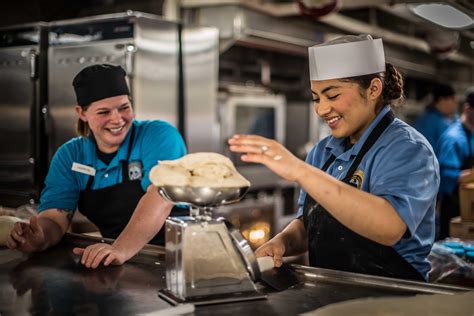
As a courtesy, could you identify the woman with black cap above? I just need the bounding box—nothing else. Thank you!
[7,64,186,268]
[229,35,439,281]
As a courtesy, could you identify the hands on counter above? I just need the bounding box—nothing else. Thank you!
[255,235,287,268]
[73,243,127,269]
[6,216,46,252]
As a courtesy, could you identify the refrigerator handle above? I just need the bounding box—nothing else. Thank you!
[125,44,136,99]
[29,50,38,79]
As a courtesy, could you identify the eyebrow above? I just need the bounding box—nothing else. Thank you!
[95,102,129,111]
[311,85,340,95]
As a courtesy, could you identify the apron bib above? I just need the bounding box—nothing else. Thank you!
[78,126,165,245]
[303,111,424,281]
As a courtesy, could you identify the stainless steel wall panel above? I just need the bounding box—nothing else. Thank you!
[182,26,219,153]
[134,18,179,126]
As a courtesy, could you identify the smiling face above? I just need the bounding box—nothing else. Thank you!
[76,95,134,153]
[311,79,382,143]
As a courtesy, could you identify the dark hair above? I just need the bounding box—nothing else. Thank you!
[76,106,91,137]
[433,83,455,101]
[465,91,474,108]
[342,63,404,112]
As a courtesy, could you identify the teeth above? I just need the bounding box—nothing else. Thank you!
[327,116,341,124]
[109,126,124,133]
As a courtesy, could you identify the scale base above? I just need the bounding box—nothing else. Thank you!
[158,288,267,306]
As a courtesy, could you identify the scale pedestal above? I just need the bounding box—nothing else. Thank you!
[157,187,266,306]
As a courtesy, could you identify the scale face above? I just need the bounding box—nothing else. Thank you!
[157,185,266,306]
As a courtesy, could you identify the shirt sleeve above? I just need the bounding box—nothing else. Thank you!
[140,121,187,191]
[436,132,464,196]
[370,138,439,236]
[38,143,81,213]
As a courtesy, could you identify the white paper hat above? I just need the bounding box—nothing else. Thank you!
[308,35,386,81]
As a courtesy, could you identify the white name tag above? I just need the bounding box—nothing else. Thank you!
[71,162,96,176]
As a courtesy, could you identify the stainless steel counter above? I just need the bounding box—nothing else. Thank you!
[0,234,470,315]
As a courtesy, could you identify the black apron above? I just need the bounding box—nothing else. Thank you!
[439,125,474,240]
[303,111,425,281]
[78,126,165,245]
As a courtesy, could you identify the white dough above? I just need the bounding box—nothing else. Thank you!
[150,152,250,188]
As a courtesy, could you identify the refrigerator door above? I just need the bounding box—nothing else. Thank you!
[0,45,38,206]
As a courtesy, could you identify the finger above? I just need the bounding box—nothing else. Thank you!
[80,245,96,266]
[272,247,285,268]
[10,228,26,244]
[228,134,270,146]
[29,216,40,233]
[229,144,267,155]
[73,247,85,256]
[103,253,118,266]
[6,234,19,249]
[90,248,111,269]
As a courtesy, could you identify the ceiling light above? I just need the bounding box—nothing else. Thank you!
[410,3,473,29]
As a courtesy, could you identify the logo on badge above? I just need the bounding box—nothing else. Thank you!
[350,170,364,190]
[128,161,143,180]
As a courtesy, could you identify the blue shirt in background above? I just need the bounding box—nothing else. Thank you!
[436,119,474,196]
[39,120,186,213]
[297,105,440,280]
[415,106,454,150]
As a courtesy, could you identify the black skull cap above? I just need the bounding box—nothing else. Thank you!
[72,64,129,106]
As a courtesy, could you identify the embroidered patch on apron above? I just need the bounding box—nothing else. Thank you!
[349,169,364,189]
[128,161,143,180]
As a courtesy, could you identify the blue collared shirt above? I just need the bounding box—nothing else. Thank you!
[297,105,439,279]
[436,119,474,196]
[39,120,186,213]
[415,106,454,150]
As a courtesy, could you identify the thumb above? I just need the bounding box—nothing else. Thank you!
[29,215,41,233]
[73,247,85,256]
[272,247,284,268]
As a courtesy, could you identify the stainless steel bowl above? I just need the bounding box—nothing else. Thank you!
[157,185,250,208]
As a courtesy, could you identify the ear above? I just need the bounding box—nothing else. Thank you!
[367,78,383,101]
[75,105,87,122]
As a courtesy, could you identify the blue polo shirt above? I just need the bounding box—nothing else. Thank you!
[39,120,186,213]
[415,106,454,150]
[436,119,474,196]
[297,105,439,279]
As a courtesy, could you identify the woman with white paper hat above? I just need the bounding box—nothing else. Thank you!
[229,35,439,281]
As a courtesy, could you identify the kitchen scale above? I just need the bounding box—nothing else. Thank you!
[157,185,267,306]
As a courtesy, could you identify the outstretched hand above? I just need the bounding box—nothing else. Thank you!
[7,216,46,252]
[73,243,127,269]
[228,135,306,182]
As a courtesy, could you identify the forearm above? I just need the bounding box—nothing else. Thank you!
[296,165,406,246]
[36,217,66,250]
[278,219,308,256]
[113,188,172,261]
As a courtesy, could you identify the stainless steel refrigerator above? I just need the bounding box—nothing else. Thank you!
[0,22,48,207]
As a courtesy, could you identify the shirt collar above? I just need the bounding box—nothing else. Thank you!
[325,105,391,160]
[85,121,136,171]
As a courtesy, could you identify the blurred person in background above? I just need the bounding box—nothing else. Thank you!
[415,83,457,150]
[436,90,474,239]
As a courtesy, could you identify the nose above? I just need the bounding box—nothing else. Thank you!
[315,100,331,117]
[110,109,124,124]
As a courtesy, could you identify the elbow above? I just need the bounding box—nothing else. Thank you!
[378,225,407,246]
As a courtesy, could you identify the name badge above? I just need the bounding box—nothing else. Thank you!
[71,162,96,176]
